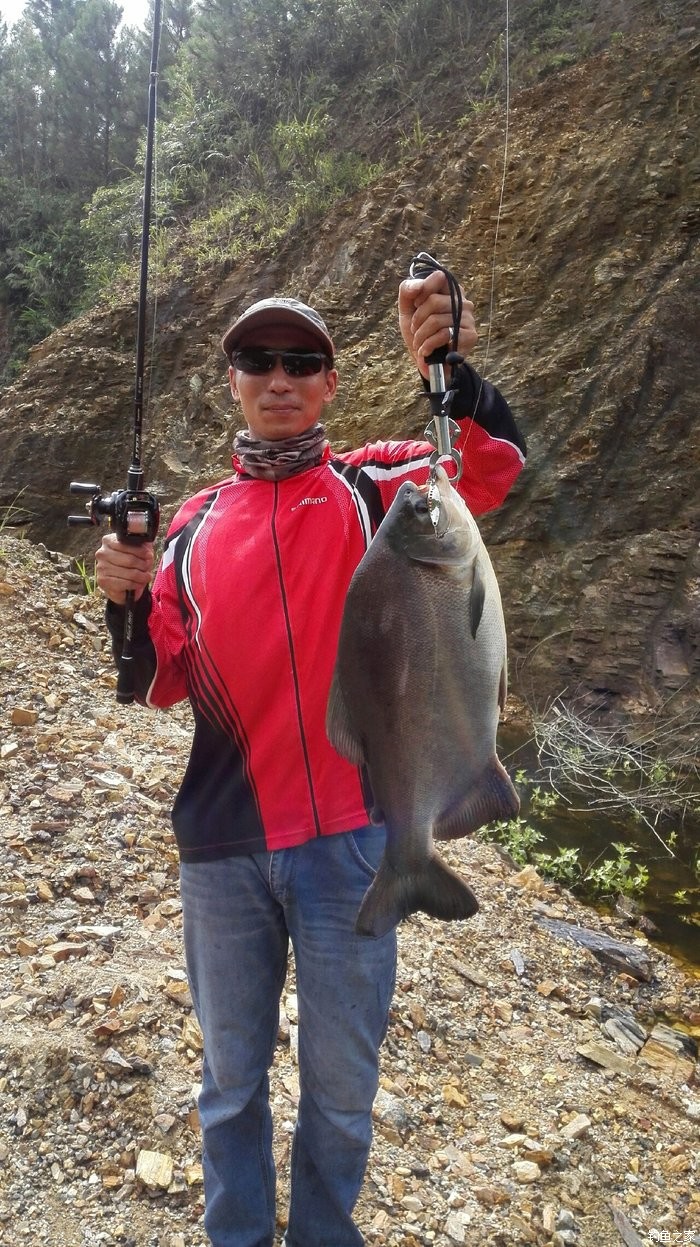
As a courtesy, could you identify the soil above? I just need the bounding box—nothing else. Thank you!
[0,534,698,1247]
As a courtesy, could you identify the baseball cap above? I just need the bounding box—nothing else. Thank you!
[222,297,335,362]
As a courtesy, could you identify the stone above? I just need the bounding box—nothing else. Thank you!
[444,1210,471,1243]
[513,1160,541,1183]
[10,708,38,726]
[135,1150,173,1190]
[46,941,89,961]
[559,1113,592,1140]
[182,1014,204,1052]
[638,1025,698,1082]
[442,1084,469,1108]
[576,1041,635,1076]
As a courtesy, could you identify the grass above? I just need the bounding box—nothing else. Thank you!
[73,557,98,595]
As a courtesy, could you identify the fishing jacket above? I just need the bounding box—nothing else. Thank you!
[107,363,526,861]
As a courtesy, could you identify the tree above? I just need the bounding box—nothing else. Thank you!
[0,0,179,374]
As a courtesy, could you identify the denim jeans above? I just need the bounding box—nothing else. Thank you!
[179,826,397,1247]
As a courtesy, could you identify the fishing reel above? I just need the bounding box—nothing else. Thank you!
[68,471,159,706]
[68,475,160,545]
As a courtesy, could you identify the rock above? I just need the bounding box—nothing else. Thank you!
[372,1088,414,1139]
[182,1014,204,1052]
[559,1113,592,1140]
[10,708,38,726]
[46,940,89,961]
[556,1209,579,1230]
[101,1047,135,1075]
[135,1149,173,1190]
[442,1084,469,1108]
[539,919,653,981]
[639,1024,698,1082]
[444,1209,471,1243]
[611,1206,646,1246]
[601,1005,647,1055]
[508,948,526,976]
[501,1110,526,1131]
[72,886,96,904]
[576,1041,636,1076]
[513,1160,541,1183]
[511,865,548,895]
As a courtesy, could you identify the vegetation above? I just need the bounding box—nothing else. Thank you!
[0,0,636,381]
[481,701,700,923]
[482,813,651,903]
[73,556,98,594]
[533,697,700,838]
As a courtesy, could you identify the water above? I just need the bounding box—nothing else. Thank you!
[497,722,700,972]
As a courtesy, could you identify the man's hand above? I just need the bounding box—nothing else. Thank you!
[398,269,478,379]
[95,533,155,605]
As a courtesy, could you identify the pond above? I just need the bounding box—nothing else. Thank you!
[495,716,700,973]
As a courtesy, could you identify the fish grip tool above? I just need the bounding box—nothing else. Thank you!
[408,253,464,528]
[67,0,163,704]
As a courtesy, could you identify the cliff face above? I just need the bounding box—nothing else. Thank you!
[0,18,698,737]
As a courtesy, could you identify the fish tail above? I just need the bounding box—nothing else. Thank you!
[355,855,479,938]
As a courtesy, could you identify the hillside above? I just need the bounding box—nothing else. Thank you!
[0,4,698,743]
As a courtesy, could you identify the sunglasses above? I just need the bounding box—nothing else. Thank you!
[232,348,331,377]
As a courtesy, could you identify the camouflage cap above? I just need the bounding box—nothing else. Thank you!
[222,296,335,362]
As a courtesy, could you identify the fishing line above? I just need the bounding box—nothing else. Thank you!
[409,0,511,476]
[476,0,511,398]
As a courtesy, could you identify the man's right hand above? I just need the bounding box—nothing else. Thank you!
[95,533,155,605]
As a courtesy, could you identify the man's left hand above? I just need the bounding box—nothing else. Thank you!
[398,269,478,379]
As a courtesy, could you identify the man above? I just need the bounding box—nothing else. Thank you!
[96,268,526,1247]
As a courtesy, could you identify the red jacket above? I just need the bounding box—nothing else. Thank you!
[108,367,525,860]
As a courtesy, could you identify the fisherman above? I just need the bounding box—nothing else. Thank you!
[95,268,526,1247]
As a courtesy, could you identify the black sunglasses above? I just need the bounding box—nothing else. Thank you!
[232,348,331,377]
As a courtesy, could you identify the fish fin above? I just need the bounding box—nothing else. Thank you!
[326,675,365,765]
[470,563,486,638]
[355,854,479,938]
[498,663,508,711]
[434,759,520,841]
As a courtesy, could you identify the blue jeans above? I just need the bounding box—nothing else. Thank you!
[180,826,397,1247]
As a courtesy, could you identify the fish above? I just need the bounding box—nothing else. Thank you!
[326,465,520,937]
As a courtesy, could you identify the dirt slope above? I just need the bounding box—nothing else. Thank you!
[1,20,698,736]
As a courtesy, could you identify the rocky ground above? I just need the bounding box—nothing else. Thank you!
[0,533,698,1247]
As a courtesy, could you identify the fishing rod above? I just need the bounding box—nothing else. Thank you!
[409,251,464,485]
[68,0,163,704]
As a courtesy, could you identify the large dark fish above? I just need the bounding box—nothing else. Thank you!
[326,465,520,937]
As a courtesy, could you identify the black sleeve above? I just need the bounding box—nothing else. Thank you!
[105,590,158,703]
[423,362,527,457]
